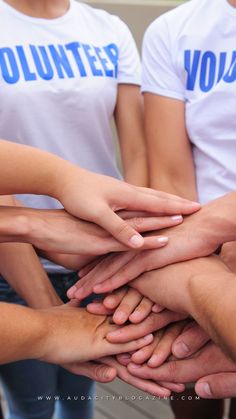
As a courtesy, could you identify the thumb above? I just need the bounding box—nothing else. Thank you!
[195,373,236,399]
[63,361,117,383]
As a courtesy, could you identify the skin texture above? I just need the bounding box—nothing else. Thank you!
[69,191,236,299]
[127,342,236,388]
[0,301,154,366]
[0,140,200,251]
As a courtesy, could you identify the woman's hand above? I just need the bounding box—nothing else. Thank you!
[39,302,154,365]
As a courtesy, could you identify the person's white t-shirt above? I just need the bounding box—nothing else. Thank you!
[0,0,141,272]
[142,0,236,204]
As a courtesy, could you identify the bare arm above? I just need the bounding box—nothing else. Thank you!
[145,93,197,200]
[0,139,199,249]
[0,302,153,365]
[131,256,236,361]
[115,85,148,186]
[0,195,61,308]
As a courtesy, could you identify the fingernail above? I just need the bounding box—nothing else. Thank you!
[107,330,122,338]
[171,215,183,221]
[148,354,160,367]
[129,363,142,369]
[74,287,84,299]
[129,234,144,248]
[198,382,212,397]
[94,284,104,293]
[152,304,163,313]
[105,297,116,307]
[174,342,190,358]
[67,285,77,298]
[157,236,168,244]
[143,334,153,342]
[114,312,127,323]
[129,311,141,321]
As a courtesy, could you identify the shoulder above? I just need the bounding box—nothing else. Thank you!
[74,2,131,36]
[144,0,207,42]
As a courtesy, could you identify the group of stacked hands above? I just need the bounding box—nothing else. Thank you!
[66,183,236,400]
[2,140,236,401]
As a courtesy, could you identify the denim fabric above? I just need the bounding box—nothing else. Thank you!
[0,273,95,419]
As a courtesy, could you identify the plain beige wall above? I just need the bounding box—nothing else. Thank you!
[84,1,181,50]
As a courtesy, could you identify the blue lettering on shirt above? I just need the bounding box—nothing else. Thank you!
[0,41,119,84]
[0,47,20,83]
[184,49,236,92]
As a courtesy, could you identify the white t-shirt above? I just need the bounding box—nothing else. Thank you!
[0,0,141,272]
[142,0,236,204]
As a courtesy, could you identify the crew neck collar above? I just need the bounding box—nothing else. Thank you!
[0,0,75,24]
[221,0,236,16]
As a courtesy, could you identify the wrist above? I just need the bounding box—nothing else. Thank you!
[0,207,32,241]
[201,192,236,246]
[50,160,85,205]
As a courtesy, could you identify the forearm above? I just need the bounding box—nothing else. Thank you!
[0,302,47,364]
[0,139,81,200]
[200,191,236,245]
[188,271,236,361]
[123,151,148,187]
[0,242,61,308]
[38,250,95,271]
[145,93,197,200]
[116,85,148,187]
[150,168,198,201]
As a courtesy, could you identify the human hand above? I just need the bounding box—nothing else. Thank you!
[98,356,185,397]
[26,208,183,255]
[56,165,200,249]
[39,301,154,365]
[70,200,226,298]
[86,287,158,325]
[172,321,210,359]
[105,310,187,344]
[62,360,117,383]
[127,342,236,386]
[196,372,236,399]
[130,320,188,367]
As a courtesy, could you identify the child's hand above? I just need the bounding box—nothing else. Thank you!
[86,287,163,325]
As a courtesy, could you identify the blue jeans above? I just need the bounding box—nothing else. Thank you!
[0,273,95,419]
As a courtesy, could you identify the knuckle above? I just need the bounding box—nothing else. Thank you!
[130,217,144,230]
[115,221,133,238]
[167,361,178,381]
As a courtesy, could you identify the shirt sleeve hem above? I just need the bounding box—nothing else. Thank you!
[141,85,185,101]
[118,76,141,86]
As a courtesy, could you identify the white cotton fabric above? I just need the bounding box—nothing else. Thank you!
[0,0,141,272]
[142,0,236,204]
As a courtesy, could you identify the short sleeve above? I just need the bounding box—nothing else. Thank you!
[142,17,185,100]
[113,16,141,86]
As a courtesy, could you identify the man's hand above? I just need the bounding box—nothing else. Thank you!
[127,342,236,385]
[62,361,117,383]
[196,372,236,399]
[172,321,210,359]
[98,356,185,397]
[130,256,229,316]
